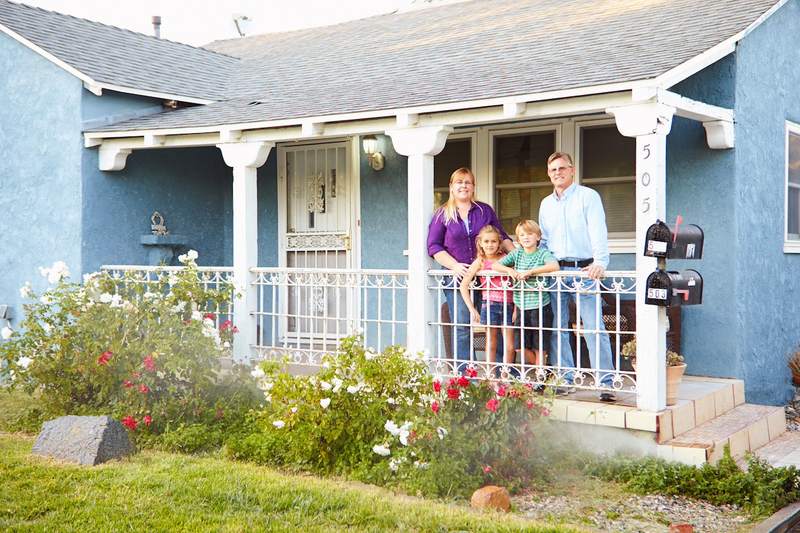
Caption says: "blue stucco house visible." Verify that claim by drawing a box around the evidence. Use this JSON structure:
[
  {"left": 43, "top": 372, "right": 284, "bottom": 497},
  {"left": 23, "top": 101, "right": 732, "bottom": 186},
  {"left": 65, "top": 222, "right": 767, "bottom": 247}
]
[{"left": 2, "top": 0, "right": 800, "bottom": 421}]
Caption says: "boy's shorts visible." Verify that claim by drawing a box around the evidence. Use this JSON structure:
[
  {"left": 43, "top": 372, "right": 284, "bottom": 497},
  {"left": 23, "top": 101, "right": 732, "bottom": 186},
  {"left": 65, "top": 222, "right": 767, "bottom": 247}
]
[
  {"left": 514, "top": 305, "right": 553, "bottom": 352},
  {"left": 480, "top": 301, "right": 515, "bottom": 326}
]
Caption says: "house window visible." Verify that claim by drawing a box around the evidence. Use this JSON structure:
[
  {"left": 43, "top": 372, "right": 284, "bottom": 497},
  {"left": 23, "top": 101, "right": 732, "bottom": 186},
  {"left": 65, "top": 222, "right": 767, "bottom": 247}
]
[
  {"left": 493, "top": 130, "right": 556, "bottom": 235},
  {"left": 787, "top": 122, "right": 800, "bottom": 247},
  {"left": 578, "top": 124, "right": 636, "bottom": 237},
  {"left": 434, "top": 138, "right": 472, "bottom": 208}
]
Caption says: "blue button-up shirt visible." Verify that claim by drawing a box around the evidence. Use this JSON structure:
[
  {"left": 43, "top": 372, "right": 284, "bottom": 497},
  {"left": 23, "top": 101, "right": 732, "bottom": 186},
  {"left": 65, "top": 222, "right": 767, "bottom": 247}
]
[{"left": 538, "top": 183, "right": 610, "bottom": 268}]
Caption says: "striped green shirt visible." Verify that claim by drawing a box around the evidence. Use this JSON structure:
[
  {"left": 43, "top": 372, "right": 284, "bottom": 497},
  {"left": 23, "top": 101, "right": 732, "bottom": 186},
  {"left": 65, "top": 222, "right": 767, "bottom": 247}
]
[{"left": 499, "top": 247, "right": 557, "bottom": 310}]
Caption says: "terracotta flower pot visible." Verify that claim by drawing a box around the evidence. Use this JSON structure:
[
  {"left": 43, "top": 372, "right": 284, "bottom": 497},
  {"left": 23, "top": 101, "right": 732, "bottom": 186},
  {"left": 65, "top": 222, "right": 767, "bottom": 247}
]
[{"left": 666, "top": 363, "right": 687, "bottom": 406}]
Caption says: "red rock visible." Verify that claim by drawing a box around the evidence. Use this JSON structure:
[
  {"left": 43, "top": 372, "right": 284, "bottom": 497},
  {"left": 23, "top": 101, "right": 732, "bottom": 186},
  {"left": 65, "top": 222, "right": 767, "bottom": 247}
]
[
  {"left": 668, "top": 524, "right": 694, "bottom": 533},
  {"left": 470, "top": 485, "right": 511, "bottom": 512}
]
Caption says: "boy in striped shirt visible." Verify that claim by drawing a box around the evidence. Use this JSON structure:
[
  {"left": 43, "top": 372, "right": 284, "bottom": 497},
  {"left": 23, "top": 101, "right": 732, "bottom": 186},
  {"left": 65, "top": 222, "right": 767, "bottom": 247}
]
[{"left": 492, "top": 220, "right": 559, "bottom": 366}]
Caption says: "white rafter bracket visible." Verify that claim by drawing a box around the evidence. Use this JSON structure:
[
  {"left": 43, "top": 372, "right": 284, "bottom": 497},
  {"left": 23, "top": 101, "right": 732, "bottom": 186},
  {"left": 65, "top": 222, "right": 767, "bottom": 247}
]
[
  {"left": 607, "top": 102, "right": 675, "bottom": 138},
  {"left": 396, "top": 112, "right": 419, "bottom": 128},
  {"left": 144, "top": 134, "right": 166, "bottom": 147},
  {"left": 386, "top": 125, "right": 453, "bottom": 157},
  {"left": 98, "top": 145, "right": 132, "bottom": 171},
  {"left": 703, "top": 120, "right": 735, "bottom": 149},
  {"left": 503, "top": 101, "right": 526, "bottom": 118},
  {"left": 219, "top": 128, "right": 243, "bottom": 143},
  {"left": 84, "top": 137, "right": 102, "bottom": 148},
  {"left": 301, "top": 121, "right": 324, "bottom": 137},
  {"left": 217, "top": 141, "right": 273, "bottom": 168}
]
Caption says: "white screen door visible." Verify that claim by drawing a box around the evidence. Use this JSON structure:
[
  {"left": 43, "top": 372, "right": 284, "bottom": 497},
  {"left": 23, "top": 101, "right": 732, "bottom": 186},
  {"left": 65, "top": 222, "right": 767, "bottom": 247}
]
[{"left": 279, "top": 142, "right": 356, "bottom": 345}]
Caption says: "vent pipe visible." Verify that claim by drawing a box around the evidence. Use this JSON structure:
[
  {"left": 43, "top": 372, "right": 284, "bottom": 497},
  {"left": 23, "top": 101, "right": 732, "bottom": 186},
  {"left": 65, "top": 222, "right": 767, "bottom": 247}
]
[{"left": 152, "top": 16, "right": 161, "bottom": 38}]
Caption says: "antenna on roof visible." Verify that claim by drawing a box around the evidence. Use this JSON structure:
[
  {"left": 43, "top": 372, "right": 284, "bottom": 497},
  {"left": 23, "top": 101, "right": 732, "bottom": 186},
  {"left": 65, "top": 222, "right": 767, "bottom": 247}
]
[
  {"left": 233, "top": 14, "right": 251, "bottom": 38},
  {"left": 152, "top": 16, "right": 161, "bottom": 39}
]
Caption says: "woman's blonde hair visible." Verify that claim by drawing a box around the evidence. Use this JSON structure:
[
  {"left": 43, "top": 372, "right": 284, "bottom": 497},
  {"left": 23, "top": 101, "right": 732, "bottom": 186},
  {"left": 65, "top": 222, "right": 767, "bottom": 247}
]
[
  {"left": 474, "top": 225, "right": 503, "bottom": 260},
  {"left": 440, "top": 167, "right": 476, "bottom": 224}
]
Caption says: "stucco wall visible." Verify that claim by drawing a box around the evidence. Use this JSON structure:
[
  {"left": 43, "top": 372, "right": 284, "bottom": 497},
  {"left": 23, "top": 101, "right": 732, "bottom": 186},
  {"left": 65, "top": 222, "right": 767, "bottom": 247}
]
[
  {"left": 0, "top": 33, "right": 83, "bottom": 326},
  {"left": 666, "top": 56, "right": 741, "bottom": 381},
  {"left": 80, "top": 146, "right": 232, "bottom": 270},
  {"left": 730, "top": 0, "right": 800, "bottom": 405}
]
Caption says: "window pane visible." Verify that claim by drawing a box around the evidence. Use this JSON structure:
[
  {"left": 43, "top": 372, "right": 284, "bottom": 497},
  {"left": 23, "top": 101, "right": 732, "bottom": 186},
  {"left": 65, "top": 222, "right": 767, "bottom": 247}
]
[
  {"left": 581, "top": 125, "right": 635, "bottom": 179},
  {"left": 789, "top": 188, "right": 800, "bottom": 238},
  {"left": 790, "top": 132, "right": 800, "bottom": 185},
  {"left": 496, "top": 186, "right": 551, "bottom": 237},
  {"left": 586, "top": 182, "right": 636, "bottom": 234},
  {"left": 434, "top": 139, "right": 471, "bottom": 190},
  {"left": 494, "top": 131, "right": 555, "bottom": 185}
]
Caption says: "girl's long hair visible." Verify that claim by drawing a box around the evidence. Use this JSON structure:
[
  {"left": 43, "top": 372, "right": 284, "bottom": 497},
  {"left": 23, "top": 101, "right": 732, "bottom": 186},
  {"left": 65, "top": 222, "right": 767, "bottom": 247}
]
[
  {"left": 474, "top": 225, "right": 503, "bottom": 261},
  {"left": 440, "top": 167, "right": 477, "bottom": 224}
]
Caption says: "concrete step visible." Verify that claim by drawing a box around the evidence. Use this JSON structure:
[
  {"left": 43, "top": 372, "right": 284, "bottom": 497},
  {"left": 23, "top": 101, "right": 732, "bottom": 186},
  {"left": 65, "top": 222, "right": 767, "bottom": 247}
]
[
  {"left": 750, "top": 430, "right": 800, "bottom": 468},
  {"left": 658, "top": 403, "right": 786, "bottom": 466}
]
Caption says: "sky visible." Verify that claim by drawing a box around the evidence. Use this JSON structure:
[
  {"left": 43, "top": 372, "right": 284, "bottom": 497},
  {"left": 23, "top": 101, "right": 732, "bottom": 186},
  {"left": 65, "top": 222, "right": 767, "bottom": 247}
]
[{"left": 16, "top": 0, "right": 418, "bottom": 46}]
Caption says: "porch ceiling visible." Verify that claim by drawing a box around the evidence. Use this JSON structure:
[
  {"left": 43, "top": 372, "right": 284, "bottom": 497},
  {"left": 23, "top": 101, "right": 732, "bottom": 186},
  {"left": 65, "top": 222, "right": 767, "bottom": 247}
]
[{"left": 84, "top": 0, "right": 780, "bottom": 136}]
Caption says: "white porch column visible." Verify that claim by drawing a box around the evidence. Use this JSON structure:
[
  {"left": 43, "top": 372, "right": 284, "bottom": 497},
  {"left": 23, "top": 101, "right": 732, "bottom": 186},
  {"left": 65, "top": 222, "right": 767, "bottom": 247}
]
[
  {"left": 386, "top": 126, "right": 453, "bottom": 356},
  {"left": 607, "top": 103, "right": 675, "bottom": 412},
  {"left": 217, "top": 141, "right": 274, "bottom": 362}
]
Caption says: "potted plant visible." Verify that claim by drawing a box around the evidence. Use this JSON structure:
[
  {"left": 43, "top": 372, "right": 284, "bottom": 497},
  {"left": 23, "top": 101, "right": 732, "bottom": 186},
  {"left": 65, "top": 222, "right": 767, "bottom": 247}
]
[{"left": 622, "top": 338, "right": 686, "bottom": 406}]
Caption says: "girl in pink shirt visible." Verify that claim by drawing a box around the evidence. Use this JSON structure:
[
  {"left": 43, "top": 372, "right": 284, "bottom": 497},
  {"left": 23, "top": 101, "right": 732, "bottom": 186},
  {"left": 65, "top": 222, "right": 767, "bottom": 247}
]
[{"left": 459, "top": 225, "right": 515, "bottom": 368}]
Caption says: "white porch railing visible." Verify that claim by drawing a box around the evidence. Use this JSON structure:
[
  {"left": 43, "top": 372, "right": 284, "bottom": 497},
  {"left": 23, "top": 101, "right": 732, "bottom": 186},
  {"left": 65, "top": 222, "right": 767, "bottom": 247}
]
[
  {"left": 427, "top": 270, "right": 637, "bottom": 393},
  {"left": 99, "top": 265, "right": 637, "bottom": 394},
  {"left": 100, "top": 265, "right": 235, "bottom": 328},
  {"left": 251, "top": 267, "right": 408, "bottom": 365}
]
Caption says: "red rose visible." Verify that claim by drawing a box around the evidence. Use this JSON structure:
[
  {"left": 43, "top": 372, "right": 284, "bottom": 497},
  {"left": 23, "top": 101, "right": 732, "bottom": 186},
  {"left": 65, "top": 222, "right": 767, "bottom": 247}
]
[
  {"left": 431, "top": 401, "right": 440, "bottom": 414},
  {"left": 142, "top": 354, "right": 156, "bottom": 372},
  {"left": 139, "top": 384, "right": 150, "bottom": 394},
  {"left": 433, "top": 380, "right": 441, "bottom": 393},
  {"left": 123, "top": 380, "right": 134, "bottom": 389},
  {"left": 97, "top": 351, "right": 112, "bottom": 365},
  {"left": 204, "top": 312, "right": 216, "bottom": 321},
  {"left": 526, "top": 400, "right": 534, "bottom": 410},
  {"left": 483, "top": 465, "right": 492, "bottom": 474},
  {"left": 457, "top": 376, "right": 470, "bottom": 388},
  {"left": 143, "top": 415, "right": 152, "bottom": 427},
  {"left": 497, "top": 385, "right": 507, "bottom": 397},
  {"left": 447, "top": 377, "right": 458, "bottom": 388},
  {"left": 486, "top": 398, "right": 500, "bottom": 412},
  {"left": 465, "top": 368, "right": 478, "bottom": 378},
  {"left": 509, "top": 389, "right": 521, "bottom": 398},
  {"left": 446, "top": 388, "right": 460, "bottom": 400},
  {"left": 121, "top": 416, "right": 137, "bottom": 430},
  {"left": 524, "top": 383, "right": 533, "bottom": 391},
  {"left": 540, "top": 407, "right": 550, "bottom": 417},
  {"left": 220, "top": 319, "right": 239, "bottom": 333}
]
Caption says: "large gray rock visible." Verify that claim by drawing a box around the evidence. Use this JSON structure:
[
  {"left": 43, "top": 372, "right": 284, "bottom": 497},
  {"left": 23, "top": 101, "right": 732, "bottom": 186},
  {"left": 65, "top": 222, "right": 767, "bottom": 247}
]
[{"left": 32, "top": 415, "right": 135, "bottom": 465}]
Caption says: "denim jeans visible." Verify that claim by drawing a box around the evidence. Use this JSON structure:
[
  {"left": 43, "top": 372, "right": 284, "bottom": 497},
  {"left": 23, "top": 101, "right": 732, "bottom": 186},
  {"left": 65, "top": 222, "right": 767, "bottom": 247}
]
[
  {"left": 549, "top": 267, "right": 614, "bottom": 387},
  {"left": 442, "top": 280, "right": 479, "bottom": 363}
]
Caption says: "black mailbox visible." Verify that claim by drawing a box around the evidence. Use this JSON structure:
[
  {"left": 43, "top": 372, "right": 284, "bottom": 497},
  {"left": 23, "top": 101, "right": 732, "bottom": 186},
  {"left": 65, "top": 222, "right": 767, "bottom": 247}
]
[
  {"left": 645, "top": 269, "right": 703, "bottom": 307},
  {"left": 644, "top": 220, "right": 704, "bottom": 259}
]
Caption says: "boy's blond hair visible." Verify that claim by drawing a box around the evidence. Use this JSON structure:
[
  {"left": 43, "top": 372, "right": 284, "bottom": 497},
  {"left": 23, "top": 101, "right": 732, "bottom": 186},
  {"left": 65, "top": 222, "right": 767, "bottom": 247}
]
[{"left": 515, "top": 219, "right": 542, "bottom": 237}]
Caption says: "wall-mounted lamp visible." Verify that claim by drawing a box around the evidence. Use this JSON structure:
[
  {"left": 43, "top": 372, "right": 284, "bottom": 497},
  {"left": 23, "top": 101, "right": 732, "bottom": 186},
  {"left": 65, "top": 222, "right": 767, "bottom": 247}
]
[{"left": 362, "top": 134, "right": 385, "bottom": 171}]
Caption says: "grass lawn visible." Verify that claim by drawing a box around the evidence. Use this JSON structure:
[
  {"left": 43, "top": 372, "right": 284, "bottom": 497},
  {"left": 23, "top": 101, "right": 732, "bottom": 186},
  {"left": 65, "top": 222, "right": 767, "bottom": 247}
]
[{"left": 0, "top": 433, "right": 575, "bottom": 532}]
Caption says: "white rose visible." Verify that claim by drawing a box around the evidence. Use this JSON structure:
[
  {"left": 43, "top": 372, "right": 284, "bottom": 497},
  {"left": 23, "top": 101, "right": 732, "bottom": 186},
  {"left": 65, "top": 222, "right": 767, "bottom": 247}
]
[
  {"left": 384, "top": 420, "right": 400, "bottom": 436},
  {"left": 346, "top": 383, "right": 363, "bottom": 394},
  {"left": 17, "top": 356, "right": 33, "bottom": 369},
  {"left": 177, "top": 254, "right": 188, "bottom": 264},
  {"left": 291, "top": 407, "right": 298, "bottom": 414},
  {"left": 320, "top": 398, "right": 331, "bottom": 409},
  {"left": 99, "top": 293, "right": 113, "bottom": 304},
  {"left": 39, "top": 294, "right": 52, "bottom": 305},
  {"left": 187, "top": 249, "right": 199, "bottom": 261},
  {"left": 372, "top": 444, "right": 390, "bottom": 456},
  {"left": 1, "top": 326, "right": 13, "bottom": 340},
  {"left": 19, "top": 282, "right": 32, "bottom": 299},
  {"left": 272, "top": 420, "right": 285, "bottom": 429},
  {"left": 250, "top": 367, "right": 266, "bottom": 379},
  {"left": 320, "top": 381, "right": 332, "bottom": 391},
  {"left": 331, "top": 377, "right": 343, "bottom": 393}
]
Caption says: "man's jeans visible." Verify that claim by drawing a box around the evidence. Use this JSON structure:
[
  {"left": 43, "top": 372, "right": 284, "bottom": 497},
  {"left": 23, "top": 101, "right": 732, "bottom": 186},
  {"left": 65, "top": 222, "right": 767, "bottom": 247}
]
[{"left": 549, "top": 267, "right": 614, "bottom": 387}]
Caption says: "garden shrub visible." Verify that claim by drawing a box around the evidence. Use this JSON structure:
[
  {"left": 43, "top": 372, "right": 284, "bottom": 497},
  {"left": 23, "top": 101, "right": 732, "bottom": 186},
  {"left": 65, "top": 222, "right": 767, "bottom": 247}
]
[
  {"left": 0, "top": 255, "right": 261, "bottom": 443},
  {"left": 582, "top": 446, "right": 800, "bottom": 517},
  {"left": 227, "top": 336, "right": 551, "bottom": 498}
]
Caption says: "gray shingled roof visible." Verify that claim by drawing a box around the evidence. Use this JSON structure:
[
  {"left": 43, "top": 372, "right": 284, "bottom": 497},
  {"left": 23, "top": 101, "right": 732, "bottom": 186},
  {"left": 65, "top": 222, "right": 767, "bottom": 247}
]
[
  {"left": 0, "top": 0, "right": 237, "bottom": 101},
  {"left": 86, "top": 0, "right": 779, "bottom": 132}
]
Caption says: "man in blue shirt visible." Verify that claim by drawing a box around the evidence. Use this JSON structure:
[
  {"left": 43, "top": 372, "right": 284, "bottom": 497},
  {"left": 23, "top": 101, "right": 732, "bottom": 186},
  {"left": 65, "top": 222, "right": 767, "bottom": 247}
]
[{"left": 539, "top": 152, "right": 616, "bottom": 401}]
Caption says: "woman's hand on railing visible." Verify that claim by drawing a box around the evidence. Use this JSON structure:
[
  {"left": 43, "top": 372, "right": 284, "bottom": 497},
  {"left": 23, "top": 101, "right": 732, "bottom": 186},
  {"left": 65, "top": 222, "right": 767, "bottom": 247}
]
[{"left": 450, "top": 263, "right": 471, "bottom": 279}]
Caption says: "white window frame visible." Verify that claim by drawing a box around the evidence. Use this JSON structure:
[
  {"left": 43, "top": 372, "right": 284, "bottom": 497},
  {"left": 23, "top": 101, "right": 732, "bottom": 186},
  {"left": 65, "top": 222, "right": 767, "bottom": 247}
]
[
  {"left": 574, "top": 117, "right": 636, "bottom": 252},
  {"left": 785, "top": 121, "right": 800, "bottom": 253}
]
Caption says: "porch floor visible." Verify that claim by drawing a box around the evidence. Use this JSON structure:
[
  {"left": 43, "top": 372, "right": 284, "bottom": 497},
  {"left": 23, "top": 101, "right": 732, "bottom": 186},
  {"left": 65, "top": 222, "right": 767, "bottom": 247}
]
[{"left": 551, "top": 375, "right": 791, "bottom": 466}]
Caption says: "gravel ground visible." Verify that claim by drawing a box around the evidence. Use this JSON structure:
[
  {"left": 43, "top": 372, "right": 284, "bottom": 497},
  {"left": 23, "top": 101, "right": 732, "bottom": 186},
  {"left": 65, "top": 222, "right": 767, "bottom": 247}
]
[
  {"left": 513, "top": 492, "right": 752, "bottom": 532},
  {"left": 785, "top": 388, "right": 800, "bottom": 431}
]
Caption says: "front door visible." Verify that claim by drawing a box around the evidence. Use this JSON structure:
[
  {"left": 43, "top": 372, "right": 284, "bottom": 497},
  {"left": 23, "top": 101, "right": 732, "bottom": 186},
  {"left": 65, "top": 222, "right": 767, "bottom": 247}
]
[{"left": 278, "top": 141, "right": 356, "bottom": 345}]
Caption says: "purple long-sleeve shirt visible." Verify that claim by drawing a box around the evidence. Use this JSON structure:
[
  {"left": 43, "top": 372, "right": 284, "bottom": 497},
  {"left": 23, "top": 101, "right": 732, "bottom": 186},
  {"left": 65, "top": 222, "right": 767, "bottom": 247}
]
[{"left": 427, "top": 201, "right": 510, "bottom": 264}]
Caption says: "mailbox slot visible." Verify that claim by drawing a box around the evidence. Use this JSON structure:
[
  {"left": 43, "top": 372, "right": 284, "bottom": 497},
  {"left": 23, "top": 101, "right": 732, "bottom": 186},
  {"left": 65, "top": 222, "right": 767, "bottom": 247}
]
[
  {"left": 645, "top": 269, "right": 703, "bottom": 307},
  {"left": 644, "top": 220, "right": 704, "bottom": 259}
]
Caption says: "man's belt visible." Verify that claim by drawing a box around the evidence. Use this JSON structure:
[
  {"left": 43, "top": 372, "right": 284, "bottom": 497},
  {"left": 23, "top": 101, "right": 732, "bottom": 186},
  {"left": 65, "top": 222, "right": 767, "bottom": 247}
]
[{"left": 558, "top": 258, "right": 593, "bottom": 268}]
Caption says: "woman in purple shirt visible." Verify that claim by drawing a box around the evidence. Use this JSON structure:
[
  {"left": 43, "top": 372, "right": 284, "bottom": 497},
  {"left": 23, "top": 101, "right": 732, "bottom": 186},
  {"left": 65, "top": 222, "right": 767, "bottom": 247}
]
[{"left": 427, "top": 167, "right": 514, "bottom": 363}]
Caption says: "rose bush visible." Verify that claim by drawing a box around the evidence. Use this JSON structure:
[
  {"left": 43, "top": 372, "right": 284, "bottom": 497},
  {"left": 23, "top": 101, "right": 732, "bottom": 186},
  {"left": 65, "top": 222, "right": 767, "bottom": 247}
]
[
  {"left": 227, "top": 336, "right": 551, "bottom": 498},
  {"left": 0, "top": 255, "right": 260, "bottom": 449}
]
